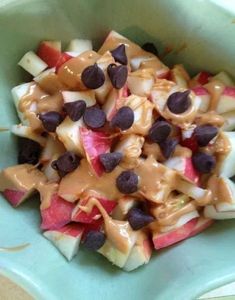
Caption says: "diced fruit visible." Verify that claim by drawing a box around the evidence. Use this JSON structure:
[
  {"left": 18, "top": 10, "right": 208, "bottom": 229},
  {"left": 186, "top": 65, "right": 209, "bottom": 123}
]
[
  {"left": 215, "top": 177, "right": 235, "bottom": 212},
  {"left": 55, "top": 52, "right": 73, "bottom": 73},
  {"left": 127, "top": 69, "right": 154, "bottom": 97},
  {"left": 40, "top": 136, "right": 65, "bottom": 163},
  {"left": 164, "top": 156, "right": 199, "bottom": 184},
  {"left": 42, "top": 157, "right": 60, "bottom": 182},
  {"left": 191, "top": 86, "right": 211, "bottom": 112},
  {"left": 124, "top": 233, "right": 152, "bottom": 271},
  {"left": 180, "top": 135, "right": 198, "bottom": 152},
  {"left": 37, "top": 41, "right": 61, "bottom": 67},
  {"left": 11, "top": 124, "right": 46, "bottom": 147},
  {"left": 56, "top": 116, "right": 85, "bottom": 156},
  {"left": 98, "top": 231, "right": 137, "bottom": 268},
  {"left": 189, "top": 217, "right": 213, "bottom": 237},
  {"left": 204, "top": 205, "right": 235, "bottom": 219},
  {"left": 66, "top": 39, "right": 92, "bottom": 54},
  {"left": 222, "top": 111, "right": 235, "bottom": 131},
  {"left": 210, "top": 71, "right": 234, "bottom": 87},
  {"left": 43, "top": 223, "right": 84, "bottom": 260},
  {"left": 18, "top": 51, "right": 48, "bottom": 76},
  {"left": 139, "top": 58, "right": 170, "bottom": 79},
  {"left": 41, "top": 194, "right": 76, "bottom": 230},
  {"left": 216, "top": 87, "right": 235, "bottom": 114},
  {"left": 114, "top": 134, "right": 144, "bottom": 166},
  {"left": 219, "top": 132, "right": 235, "bottom": 178},
  {"left": 190, "top": 71, "right": 211, "bottom": 87},
  {"left": 72, "top": 197, "right": 117, "bottom": 223},
  {"left": 170, "top": 64, "right": 190, "bottom": 88},
  {"left": 112, "top": 196, "right": 137, "bottom": 220},
  {"left": 80, "top": 128, "right": 112, "bottom": 176},
  {"left": 152, "top": 218, "right": 198, "bottom": 250},
  {"left": 11, "top": 82, "right": 32, "bottom": 124},
  {"left": 62, "top": 90, "right": 96, "bottom": 107},
  {"left": 0, "top": 164, "right": 46, "bottom": 206},
  {"left": 130, "top": 55, "right": 154, "bottom": 71},
  {"left": 34, "top": 67, "right": 55, "bottom": 82},
  {"left": 116, "top": 95, "right": 154, "bottom": 135}
]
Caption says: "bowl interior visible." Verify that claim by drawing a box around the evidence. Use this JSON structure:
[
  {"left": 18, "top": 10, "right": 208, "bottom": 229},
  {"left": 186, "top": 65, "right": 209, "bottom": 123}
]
[{"left": 1, "top": 0, "right": 235, "bottom": 299}]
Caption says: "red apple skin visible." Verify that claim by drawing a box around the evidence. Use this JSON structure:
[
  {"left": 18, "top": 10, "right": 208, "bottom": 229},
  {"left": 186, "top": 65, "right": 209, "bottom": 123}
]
[
  {"left": 37, "top": 42, "right": 61, "bottom": 68},
  {"left": 192, "top": 86, "right": 209, "bottom": 96},
  {"left": 184, "top": 157, "right": 200, "bottom": 185},
  {"left": 72, "top": 197, "right": 117, "bottom": 223},
  {"left": 223, "top": 87, "right": 235, "bottom": 97},
  {"left": 41, "top": 194, "right": 76, "bottom": 230},
  {"left": 3, "top": 189, "right": 26, "bottom": 207},
  {"left": 180, "top": 134, "right": 198, "bottom": 152},
  {"left": 197, "top": 71, "right": 211, "bottom": 85},
  {"left": 80, "top": 128, "right": 112, "bottom": 177},
  {"left": 189, "top": 218, "right": 214, "bottom": 237},
  {"left": 56, "top": 223, "right": 85, "bottom": 238},
  {"left": 152, "top": 218, "right": 198, "bottom": 250},
  {"left": 81, "top": 220, "right": 104, "bottom": 241},
  {"left": 55, "top": 53, "right": 73, "bottom": 73}
]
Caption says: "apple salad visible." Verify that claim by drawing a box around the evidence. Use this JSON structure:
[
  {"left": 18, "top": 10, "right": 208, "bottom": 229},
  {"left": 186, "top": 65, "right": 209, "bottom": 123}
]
[{"left": 1, "top": 31, "right": 235, "bottom": 271}]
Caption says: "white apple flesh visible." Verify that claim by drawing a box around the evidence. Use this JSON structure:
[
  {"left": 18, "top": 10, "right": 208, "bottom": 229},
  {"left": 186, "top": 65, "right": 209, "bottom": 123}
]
[
  {"left": 62, "top": 90, "right": 96, "bottom": 107},
  {"left": 66, "top": 39, "right": 92, "bottom": 54},
  {"left": 219, "top": 132, "right": 235, "bottom": 178},
  {"left": 11, "top": 124, "right": 46, "bottom": 146},
  {"left": 18, "top": 51, "right": 48, "bottom": 76}
]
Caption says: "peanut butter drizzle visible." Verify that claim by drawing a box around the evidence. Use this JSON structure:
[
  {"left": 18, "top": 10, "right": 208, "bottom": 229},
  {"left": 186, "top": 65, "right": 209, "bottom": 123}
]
[
  {"left": 151, "top": 194, "right": 196, "bottom": 226},
  {"left": 57, "top": 51, "right": 100, "bottom": 90},
  {"left": 207, "top": 175, "right": 233, "bottom": 204},
  {"left": 143, "top": 142, "right": 165, "bottom": 162},
  {"left": 79, "top": 197, "right": 134, "bottom": 253},
  {"left": 195, "top": 111, "right": 225, "bottom": 127},
  {"left": 204, "top": 80, "right": 225, "bottom": 110},
  {"left": 139, "top": 58, "right": 169, "bottom": 76},
  {"left": 38, "top": 182, "right": 58, "bottom": 210},
  {"left": 38, "top": 73, "right": 66, "bottom": 94},
  {"left": 0, "top": 164, "right": 46, "bottom": 192},
  {"left": 173, "top": 145, "right": 192, "bottom": 158}
]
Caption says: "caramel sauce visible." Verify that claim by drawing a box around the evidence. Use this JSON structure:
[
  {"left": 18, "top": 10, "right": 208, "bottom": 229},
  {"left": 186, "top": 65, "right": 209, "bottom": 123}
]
[{"left": 204, "top": 80, "right": 225, "bottom": 111}]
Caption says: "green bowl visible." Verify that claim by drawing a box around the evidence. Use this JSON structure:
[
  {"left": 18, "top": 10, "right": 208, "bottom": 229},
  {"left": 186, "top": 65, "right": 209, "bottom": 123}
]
[{"left": 1, "top": 0, "right": 235, "bottom": 299}]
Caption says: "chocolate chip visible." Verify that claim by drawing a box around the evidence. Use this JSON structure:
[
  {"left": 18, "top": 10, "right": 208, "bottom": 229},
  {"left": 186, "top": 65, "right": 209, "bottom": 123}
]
[
  {"left": 116, "top": 170, "right": 138, "bottom": 194},
  {"left": 81, "top": 63, "right": 105, "bottom": 89},
  {"left": 18, "top": 138, "right": 41, "bottom": 165},
  {"left": 127, "top": 207, "right": 154, "bottom": 230},
  {"left": 99, "top": 152, "right": 123, "bottom": 172},
  {"left": 194, "top": 125, "right": 218, "bottom": 147},
  {"left": 110, "top": 106, "right": 134, "bottom": 131},
  {"left": 192, "top": 152, "right": 216, "bottom": 173},
  {"left": 83, "top": 106, "right": 106, "bottom": 129},
  {"left": 167, "top": 90, "right": 191, "bottom": 114},
  {"left": 107, "top": 64, "right": 128, "bottom": 89},
  {"left": 110, "top": 44, "right": 127, "bottom": 65},
  {"left": 142, "top": 42, "right": 158, "bottom": 56},
  {"left": 149, "top": 121, "right": 172, "bottom": 143},
  {"left": 159, "top": 138, "right": 178, "bottom": 159},
  {"left": 64, "top": 100, "right": 86, "bottom": 122},
  {"left": 83, "top": 230, "right": 106, "bottom": 250},
  {"left": 39, "top": 111, "right": 63, "bottom": 132},
  {"left": 51, "top": 151, "right": 80, "bottom": 177}
]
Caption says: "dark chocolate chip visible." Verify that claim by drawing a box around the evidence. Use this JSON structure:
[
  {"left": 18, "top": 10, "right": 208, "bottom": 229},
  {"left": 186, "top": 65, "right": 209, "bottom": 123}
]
[
  {"left": 167, "top": 90, "right": 191, "bottom": 114},
  {"left": 107, "top": 64, "right": 128, "bottom": 89},
  {"left": 159, "top": 138, "right": 178, "bottom": 159},
  {"left": 142, "top": 42, "right": 158, "bottom": 56},
  {"left": 81, "top": 63, "right": 105, "bottom": 89},
  {"left": 110, "top": 106, "right": 134, "bottom": 131},
  {"left": 39, "top": 111, "right": 63, "bottom": 132},
  {"left": 192, "top": 152, "right": 216, "bottom": 173},
  {"left": 148, "top": 121, "right": 172, "bottom": 143},
  {"left": 127, "top": 207, "right": 154, "bottom": 230},
  {"left": 99, "top": 152, "right": 123, "bottom": 172},
  {"left": 18, "top": 138, "right": 41, "bottom": 165},
  {"left": 51, "top": 151, "right": 80, "bottom": 177},
  {"left": 194, "top": 125, "right": 218, "bottom": 147},
  {"left": 83, "top": 230, "right": 106, "bottom": 250},
  {"left": 64, "top": 100, "right": 86, "bottom": 122},
  {"left": 83, "top": 106, "right": 106, "bottom": 129},
  {"left": 110, "top": 44, "right": 127, "bottom": 65},
  {"left": 116, "top": 170, "right": 138, "bottom": 194}
]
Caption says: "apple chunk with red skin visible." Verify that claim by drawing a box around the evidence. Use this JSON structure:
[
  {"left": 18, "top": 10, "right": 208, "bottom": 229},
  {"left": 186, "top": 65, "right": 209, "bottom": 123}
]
[
  {"left": 41, "top": 194, "right": 76, "bottom": 230},
  {"left": 80, "top": 127, "right": 112, "bottom": 177},
  {"left": 43, "top": 223, "right": 84, "bottom": 260},
  {"left": 191, "top": 86, "right": 211, "bottom": 112},
  {"left": 37, "top": 41, "right": 61, "bottom": 68},
  {"left": 72, "top": 196, "right": 117, "bottom": 223},
  {"left": 216, "top": 87, "right": 235, "bottom": 114}
]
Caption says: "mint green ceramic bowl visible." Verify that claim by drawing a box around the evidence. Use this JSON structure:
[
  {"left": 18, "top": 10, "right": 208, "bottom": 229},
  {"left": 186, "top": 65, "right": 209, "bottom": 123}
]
[{"left": 1, "top": 0, "right": 235, "bottom": 299}]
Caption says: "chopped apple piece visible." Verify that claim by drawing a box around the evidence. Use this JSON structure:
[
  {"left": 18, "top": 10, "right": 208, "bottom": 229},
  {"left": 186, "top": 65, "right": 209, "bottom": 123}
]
[
  {"left": 204, "top": 205, "right": 235, "bottom": 219},
  {"left": 62, "top": 90, "right": 96, "bottom": 107},
  {"left": 80, "top": 128, "right": 112, "bottom": 176},
  {"left": 11, "top": 124, "right": 46, "bottom": 146},
  {"left": 222, "top": 111, "right": 235, "bottom": 131},
  {"left": 41, "top": 194, "right": 76, "bottom": 230},
  {"left": 210, "top": 71, "right": 234, "bottom": 87},
  {"left": 40, "top": 135, "right": 65, "bottom": 163},
  {"left": 112, "top": 196, "right": 137, "bottom": 220},
  {"left": 216, "top": 87, "right": 235, "bottom": 114},
  {"left": 127, "top": 69, "right": 154, "bottom": 97},
  {"left": 124, "top": 233, "right": 152, "bottom": 271},
  {"left": 189, "top": 217, "right": 213, "bottom": 237},
  {"left": 37, "top": 41, "right": 61, "bottom": 67},
  {"left": 66, "top": 39, "right": 92, "bottom": 54},
  {"left": 72, "top": 196, "right": 117, "bottom": 223},
  {"left": 18, "top": 51, "right": 48, "bottom": 76},
  {"left": 43, "top": 223, "right": 84, "bottom": 260},
  {"left": 191, "top": 86, "right": 211, "bottom": 112},
  {"left": 56, "top": 117, "right": 85, "bottom": 156},
  {"left": 219, "top": 132, "right": 235, "bottom": 178},
  {"left": 170, "top": 64, "right": 190, "bottom": 88}
]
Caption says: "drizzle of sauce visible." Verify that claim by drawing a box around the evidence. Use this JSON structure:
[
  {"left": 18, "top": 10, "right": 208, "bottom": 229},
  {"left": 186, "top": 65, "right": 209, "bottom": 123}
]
[
  {"left": 204, "top": 80, "right": 225, "bottom": 111},
  {"left": 207, "top": 175, "right": 233, "bottom": 204}
]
